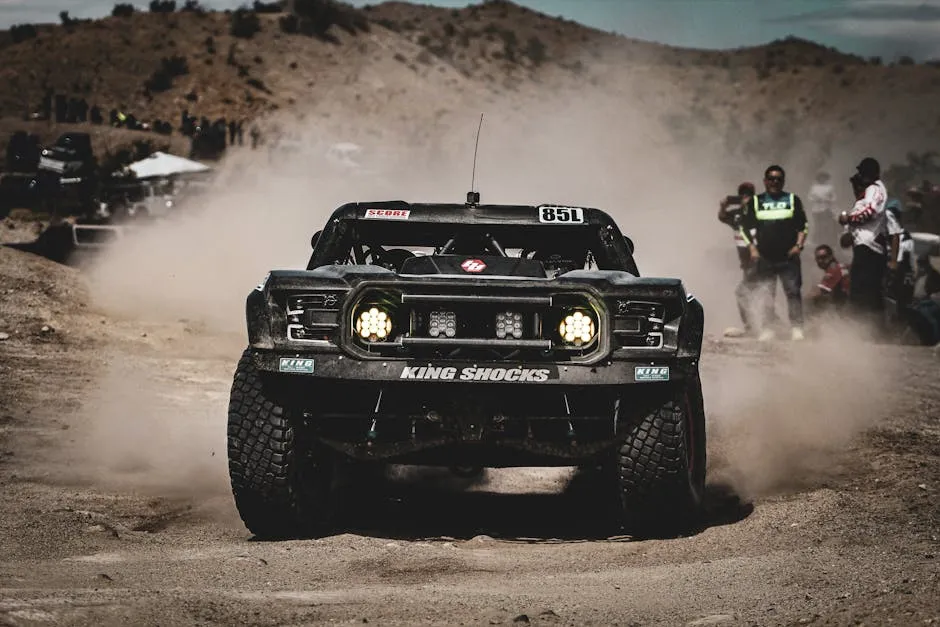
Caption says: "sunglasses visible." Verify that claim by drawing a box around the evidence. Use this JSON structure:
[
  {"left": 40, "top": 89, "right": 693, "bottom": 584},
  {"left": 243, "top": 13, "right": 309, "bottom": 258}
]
[{"left": 766, "top": 176, "right": 784, "bottom": 183}]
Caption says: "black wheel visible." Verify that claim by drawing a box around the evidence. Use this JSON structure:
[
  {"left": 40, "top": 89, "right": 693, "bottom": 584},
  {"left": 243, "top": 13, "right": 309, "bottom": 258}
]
[
  {"left": 616, "top": 377, "right": 706, "bottom": 538},
  {"left": 227, "top": 349, "right": 337, "bottom": 539}
]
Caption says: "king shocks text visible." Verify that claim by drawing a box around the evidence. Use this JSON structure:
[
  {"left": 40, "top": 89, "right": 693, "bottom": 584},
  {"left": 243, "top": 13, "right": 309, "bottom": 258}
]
[{"left": 400, "top": 366, "right": 553, "bottom": 382}]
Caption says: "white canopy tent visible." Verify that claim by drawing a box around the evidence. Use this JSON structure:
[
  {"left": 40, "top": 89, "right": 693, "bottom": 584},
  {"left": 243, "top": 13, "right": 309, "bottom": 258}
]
[{"left": 127, "top": 151, "right": 211, "bottom": 180}]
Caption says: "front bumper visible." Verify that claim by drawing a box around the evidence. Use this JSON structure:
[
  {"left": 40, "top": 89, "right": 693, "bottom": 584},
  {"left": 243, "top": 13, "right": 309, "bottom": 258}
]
[
  {"left": 251, "top": 349, "right": 695, "bottom": 385},
  {"left": 249, "top": 349, "right": 700, "bottom": 465}
]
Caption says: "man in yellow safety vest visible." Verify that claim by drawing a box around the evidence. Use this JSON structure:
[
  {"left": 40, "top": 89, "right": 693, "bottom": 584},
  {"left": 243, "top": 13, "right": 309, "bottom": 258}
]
[{"left": 739, "top": 164, "right": 809, "bottom": 341}]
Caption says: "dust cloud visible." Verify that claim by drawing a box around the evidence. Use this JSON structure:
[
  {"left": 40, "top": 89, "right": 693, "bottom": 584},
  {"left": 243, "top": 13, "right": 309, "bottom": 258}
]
[
  {"left": 67, "top": 353, "right": 231, "bottom": 498},
  {"left": 75, "top": 57, "right": 897, "bottom": 506},
  {"left": 703, "top": 316, "right": 902, "bottom": 500},
  {"left": 84, "top": 82, "right": 745, "bottom": 334}
]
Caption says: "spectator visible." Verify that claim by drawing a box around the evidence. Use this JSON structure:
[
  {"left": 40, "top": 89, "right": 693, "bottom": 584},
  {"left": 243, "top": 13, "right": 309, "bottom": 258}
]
[
  {"left": 838, "top": 157, "right": 888, "bottom": 330},
  {"left": 739, "top": 164, "right": 809, "bottom": 341},
  {"left": 905, "top": 255, "right": 940, "bottom": 345},
  {"left": 183, "top": 112, "right": 196, "bottom": 137},
  {"left": 180, "top": 109, "right": 190, "bottom": 135},
  {"left": 886, "top": 198, "right": 902, "bottom": 272},
  {"left": 807, "top": 244, "right": 850, "bottom": 314},
  {"left": 913, "top": 255, "right": 940, "bottom": 301},
  {"left": 214, "top": 118, "right": 228, "bottom": 147},
  {"left": 718, "top": 181, "right": 774, "bottom": 337},
  {"left": 883, "top": 198, "right": 915, "bottom": 328},
  {"left": 718, "top": 181, "right": 757, "bottom": 270},
  {"left": 54, "top": 94, "right": 67, "bottom": 122},
  {"left": 839, "top": 172, "right": 866, "bottom": 250}
]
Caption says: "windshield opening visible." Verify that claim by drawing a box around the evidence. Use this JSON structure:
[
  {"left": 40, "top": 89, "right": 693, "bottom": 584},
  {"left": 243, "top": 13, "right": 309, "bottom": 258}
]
[{"left": 308, "top": 220, "right": 637, "bottom": 276}]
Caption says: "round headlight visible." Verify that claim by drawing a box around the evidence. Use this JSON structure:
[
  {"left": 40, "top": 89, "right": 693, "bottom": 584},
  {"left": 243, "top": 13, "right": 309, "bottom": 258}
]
[
  {"left": 355, "top": 306, "right": 393, "bottom": 342},
  {"left": 558, "top": 310, "right": 596, "bottom": 346}
]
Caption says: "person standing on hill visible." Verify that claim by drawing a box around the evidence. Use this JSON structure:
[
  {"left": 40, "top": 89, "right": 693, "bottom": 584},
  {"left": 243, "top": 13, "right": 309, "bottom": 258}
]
[
  {"left": 839, "top": 157, "right": 888, "bottom": 330},
  {"left": 718, "top": 181, "right": 777, "bottom": 337},
  {"left": 883, "top": 198, "right": 916, "bottom": 326},
  {"left": 718, "top": 181, "right": 757, "bottom": 271},
  {"left": 739, "top": 164, "right": 809, "bottom": 341}
]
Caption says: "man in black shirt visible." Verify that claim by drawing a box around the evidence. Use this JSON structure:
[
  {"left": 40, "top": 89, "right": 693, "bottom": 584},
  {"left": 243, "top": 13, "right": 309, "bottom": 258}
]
[{"left": 739, "top": 164, "right": 809, "bottom": 341}]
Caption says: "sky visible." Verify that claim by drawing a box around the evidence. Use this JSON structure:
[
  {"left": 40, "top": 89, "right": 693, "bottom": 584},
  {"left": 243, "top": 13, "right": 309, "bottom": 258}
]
[{"left": 1, "top": 0, "right": 938, "bottom": 61}]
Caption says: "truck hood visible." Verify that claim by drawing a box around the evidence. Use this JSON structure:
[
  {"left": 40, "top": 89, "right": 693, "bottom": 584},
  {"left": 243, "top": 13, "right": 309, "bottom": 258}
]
[
  {"left": 399, "top": 255, "right": 547, "bottom": 277},
  {"left": 261, "top": 263, "right": 683, "bottom": 295}
]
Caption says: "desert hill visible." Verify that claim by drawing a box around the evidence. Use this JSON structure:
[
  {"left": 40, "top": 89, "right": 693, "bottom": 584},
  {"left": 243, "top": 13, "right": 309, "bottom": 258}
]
[{"left": 0, "top": 0, "right": 937, "bottom": 186}]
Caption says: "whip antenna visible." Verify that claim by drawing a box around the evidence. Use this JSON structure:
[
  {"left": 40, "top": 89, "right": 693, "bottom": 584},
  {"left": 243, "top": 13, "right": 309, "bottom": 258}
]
[{"left": 467, "top": 112, "right": 484, "bottom": 206}]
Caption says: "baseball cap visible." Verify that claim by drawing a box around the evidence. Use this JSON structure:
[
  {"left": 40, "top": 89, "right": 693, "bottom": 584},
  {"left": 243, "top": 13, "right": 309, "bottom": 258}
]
[{"left": 856, "top": 157, "right": 880, "bottom": 179}]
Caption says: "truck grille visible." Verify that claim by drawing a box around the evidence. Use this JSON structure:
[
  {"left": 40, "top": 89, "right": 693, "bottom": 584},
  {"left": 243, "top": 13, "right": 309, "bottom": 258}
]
[{"left": 346, "top": 285, "right": 606, "bottom": 363}]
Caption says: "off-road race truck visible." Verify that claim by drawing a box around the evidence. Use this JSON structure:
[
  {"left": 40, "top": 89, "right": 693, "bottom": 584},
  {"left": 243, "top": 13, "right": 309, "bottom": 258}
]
[{"left": 227, "top": 196, "right": 706, "bottom": 539}]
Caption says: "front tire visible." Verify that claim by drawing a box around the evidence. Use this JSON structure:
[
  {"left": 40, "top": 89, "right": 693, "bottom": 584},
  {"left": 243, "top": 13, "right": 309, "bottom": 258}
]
[
  {"left": 227, "top": 349, "right": 336, "bottom": 539},
  {"left": 616, "top": 378, "right": 706, "bottom": 537}
]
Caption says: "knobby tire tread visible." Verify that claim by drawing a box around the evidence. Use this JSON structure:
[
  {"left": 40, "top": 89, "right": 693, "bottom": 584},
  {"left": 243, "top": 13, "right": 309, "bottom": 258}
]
[
  {"left": 227, "top": 349, "right": 328, "bottom": 539},
  {"left": 617, "top": 384, "right": 704, "bottom": 537}
]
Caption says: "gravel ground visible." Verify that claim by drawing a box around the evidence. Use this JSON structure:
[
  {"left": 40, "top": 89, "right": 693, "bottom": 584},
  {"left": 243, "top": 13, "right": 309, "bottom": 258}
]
[{"left": 1, "top": 245, "right": 938, "bottom": 626}]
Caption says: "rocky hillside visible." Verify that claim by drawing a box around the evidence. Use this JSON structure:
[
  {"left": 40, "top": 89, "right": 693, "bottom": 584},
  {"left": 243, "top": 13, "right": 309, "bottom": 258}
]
[{"left": 0, "top": 0, "right": 938, "bottom": 178}]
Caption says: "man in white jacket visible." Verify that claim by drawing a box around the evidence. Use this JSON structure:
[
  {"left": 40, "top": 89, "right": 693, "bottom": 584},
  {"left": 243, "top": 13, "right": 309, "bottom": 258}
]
[{"left": 839, "top": 157, "right": 888, "bottom": 327}]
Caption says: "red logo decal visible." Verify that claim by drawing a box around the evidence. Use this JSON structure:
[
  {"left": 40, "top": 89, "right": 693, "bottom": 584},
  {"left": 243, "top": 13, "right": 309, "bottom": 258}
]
[{"left": 461, "top": 259, "right": 487, "bottom": 273}]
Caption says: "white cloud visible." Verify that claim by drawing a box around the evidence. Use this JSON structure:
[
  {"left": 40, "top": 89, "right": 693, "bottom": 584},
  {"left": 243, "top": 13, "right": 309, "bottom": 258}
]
[{"left": 773, "top": 0, "right": 940, "bottom": 58}]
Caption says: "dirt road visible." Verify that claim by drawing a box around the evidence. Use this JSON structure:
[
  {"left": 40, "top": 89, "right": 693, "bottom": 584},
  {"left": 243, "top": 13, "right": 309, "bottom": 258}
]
[{"left": 1, "top": 246, "right": 938, "bottom": 626}]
